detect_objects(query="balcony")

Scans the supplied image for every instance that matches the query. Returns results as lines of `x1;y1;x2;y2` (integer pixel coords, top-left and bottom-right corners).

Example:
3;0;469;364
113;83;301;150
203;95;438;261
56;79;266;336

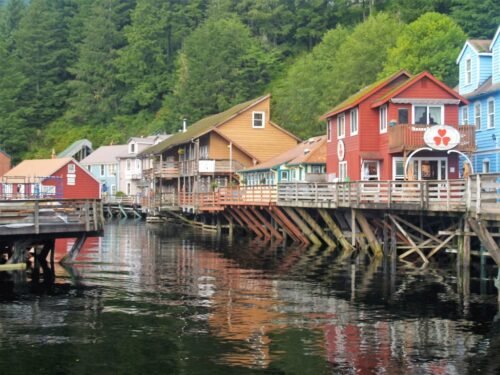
143;162;180;180
388;124;475;153
179;159;246;176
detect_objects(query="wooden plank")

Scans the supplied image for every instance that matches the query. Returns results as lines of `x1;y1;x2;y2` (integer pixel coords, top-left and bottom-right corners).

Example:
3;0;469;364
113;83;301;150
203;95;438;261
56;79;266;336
318;209;352;252
467;218;500;266
272;207;311;245
296;208;336;248
389;214;428;264
355;210;382;257
0;263;26;271
284;207;322;246
266;207;302;243
250;207;283;241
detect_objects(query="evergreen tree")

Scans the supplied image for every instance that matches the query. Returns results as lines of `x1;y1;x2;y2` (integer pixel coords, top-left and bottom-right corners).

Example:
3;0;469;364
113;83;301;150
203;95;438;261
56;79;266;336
451;0;500;39
0;0;26;50
381;12;466;86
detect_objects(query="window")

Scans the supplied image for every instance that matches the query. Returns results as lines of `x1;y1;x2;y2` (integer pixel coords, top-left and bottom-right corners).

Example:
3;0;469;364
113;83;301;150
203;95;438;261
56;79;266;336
311;165;323;173
327;119;332;142
362;161;380;181
350;108;358;135
465;57;472;85
129;143;136;154
126;159;131;171
337;114;345;139
135;159;141;171
109;164;116;176
414;105;442;125
100;164;105;177
68;164;76;173
339;161;347;181
200;145;209;159
462;106;469;125
483;160;490;173
126;183;131;195
474;102;481;129
487;98;495;129
379;105;388;133
398;108;409;124
111;185;116;195
280;170;289;181
252;111;265;128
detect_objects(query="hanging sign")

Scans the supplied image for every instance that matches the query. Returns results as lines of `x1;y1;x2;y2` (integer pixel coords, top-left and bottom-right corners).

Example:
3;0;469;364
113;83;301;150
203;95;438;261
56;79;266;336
423;125;461;151
337;140;345;161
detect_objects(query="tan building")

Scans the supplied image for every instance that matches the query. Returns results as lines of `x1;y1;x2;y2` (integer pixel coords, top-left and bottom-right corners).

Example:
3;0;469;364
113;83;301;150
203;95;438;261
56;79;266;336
140;94;300;211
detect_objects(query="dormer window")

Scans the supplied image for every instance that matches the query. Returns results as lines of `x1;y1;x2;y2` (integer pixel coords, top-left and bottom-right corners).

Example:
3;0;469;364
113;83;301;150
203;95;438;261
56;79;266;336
252;112;265;128
465;57;472;85
129;142;136;154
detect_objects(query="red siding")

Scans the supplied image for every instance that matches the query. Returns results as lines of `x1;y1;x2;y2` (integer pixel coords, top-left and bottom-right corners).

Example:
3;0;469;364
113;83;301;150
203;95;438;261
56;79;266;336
49;162;100;199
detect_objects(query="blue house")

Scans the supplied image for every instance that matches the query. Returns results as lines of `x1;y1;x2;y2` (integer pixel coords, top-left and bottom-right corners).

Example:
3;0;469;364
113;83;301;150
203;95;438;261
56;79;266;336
457;26;500;173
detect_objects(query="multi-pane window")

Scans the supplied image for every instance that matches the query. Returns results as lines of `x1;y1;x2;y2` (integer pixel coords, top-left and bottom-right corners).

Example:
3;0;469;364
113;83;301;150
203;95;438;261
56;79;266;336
487;98;495;129
474;102;481;129
350;108;358;135
465;57;472;85
462;106;469;125
414;105;441;125
398;108;409;124
100;164;105;177
252;112;265;128
280;170;289;181
337;114;345;139
339;161;347;181
379;105;387;133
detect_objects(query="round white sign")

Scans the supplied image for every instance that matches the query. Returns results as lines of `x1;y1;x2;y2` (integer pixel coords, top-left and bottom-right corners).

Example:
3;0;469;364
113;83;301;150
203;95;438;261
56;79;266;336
337;139;345;161
423;125;461;151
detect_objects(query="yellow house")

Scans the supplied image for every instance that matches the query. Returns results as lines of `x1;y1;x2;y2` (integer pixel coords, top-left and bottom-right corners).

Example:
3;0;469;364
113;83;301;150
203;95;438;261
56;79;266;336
140;94;300;208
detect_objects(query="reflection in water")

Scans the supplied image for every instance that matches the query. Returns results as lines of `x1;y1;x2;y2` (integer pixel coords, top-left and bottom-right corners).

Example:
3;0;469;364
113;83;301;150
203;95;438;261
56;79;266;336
0;221;498;374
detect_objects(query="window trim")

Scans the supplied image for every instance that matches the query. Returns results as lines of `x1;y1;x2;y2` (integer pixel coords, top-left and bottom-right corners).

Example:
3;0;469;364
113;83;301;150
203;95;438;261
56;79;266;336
379;105;387;134
129;142;136;154
465;56;472;85
252;111;265;128
280;170;289;181
350;108;358;136
337;114;345;139
100;164;105;177
412;104;444;125
474;102;481;130
487;97;495;129
482;159;490;173
462;106;469;125
327;119;332;142
339;161;347;181
68;164;76;173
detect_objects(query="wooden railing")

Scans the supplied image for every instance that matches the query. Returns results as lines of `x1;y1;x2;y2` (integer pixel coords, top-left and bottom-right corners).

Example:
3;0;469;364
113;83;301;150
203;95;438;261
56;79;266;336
103;195;141;205
0;199;104;235
388;124;476;153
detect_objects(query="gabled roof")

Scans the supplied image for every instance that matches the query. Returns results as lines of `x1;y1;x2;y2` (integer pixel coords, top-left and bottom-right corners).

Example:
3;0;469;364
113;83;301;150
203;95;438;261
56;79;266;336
239;136;326;173
128;135;169;145
140;95;274;156
491;25;500;50
4;158;73;178
80;145;128;165
371;71;469;108
462;77;500;99
57;139;93;158
456;39;492;63
320;70;411;120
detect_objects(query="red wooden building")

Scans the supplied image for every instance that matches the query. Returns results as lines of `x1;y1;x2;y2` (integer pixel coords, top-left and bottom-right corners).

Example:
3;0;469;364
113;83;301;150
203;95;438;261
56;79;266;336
2;158;100;199
321;71;474;182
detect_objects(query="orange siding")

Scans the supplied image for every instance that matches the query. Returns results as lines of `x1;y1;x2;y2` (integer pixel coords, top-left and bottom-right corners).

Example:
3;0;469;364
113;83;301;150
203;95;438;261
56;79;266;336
217;97;299;162
208;132;254;167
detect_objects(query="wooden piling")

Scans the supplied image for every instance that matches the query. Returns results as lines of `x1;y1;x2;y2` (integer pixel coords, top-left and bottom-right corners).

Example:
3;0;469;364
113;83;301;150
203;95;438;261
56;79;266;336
318;209;353;252
283;208;322;246
355;210;383;257
269;207;310;244
250;207;284;241
296;208;336;248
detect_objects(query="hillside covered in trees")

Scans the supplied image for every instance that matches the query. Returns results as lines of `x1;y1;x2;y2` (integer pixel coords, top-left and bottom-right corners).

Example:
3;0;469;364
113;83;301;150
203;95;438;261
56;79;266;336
0;0;498;162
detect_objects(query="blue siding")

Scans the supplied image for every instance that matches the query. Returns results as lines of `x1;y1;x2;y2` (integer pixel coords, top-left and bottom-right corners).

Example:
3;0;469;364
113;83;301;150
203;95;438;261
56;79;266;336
89;164;119;193
458;45;479;95
493;34;500;84
479;55;492;86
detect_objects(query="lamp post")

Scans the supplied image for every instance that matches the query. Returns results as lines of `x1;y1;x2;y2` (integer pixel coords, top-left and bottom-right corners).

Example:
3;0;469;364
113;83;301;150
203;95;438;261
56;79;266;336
228;142;233;185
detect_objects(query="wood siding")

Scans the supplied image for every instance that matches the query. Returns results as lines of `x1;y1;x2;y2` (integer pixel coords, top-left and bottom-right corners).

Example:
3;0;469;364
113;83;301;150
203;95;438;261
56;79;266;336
0;153;11;177
208;132;254;167
217;97;299;162
51;162;100;199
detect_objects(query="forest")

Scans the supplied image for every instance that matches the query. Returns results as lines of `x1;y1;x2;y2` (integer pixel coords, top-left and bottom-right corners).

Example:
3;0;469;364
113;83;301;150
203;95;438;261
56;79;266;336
0;0;498;162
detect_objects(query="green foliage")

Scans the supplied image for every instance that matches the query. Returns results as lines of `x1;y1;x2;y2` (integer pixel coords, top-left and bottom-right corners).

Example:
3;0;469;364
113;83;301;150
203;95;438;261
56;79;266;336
386;0;452;23
451;0;500;39
381;12;466;86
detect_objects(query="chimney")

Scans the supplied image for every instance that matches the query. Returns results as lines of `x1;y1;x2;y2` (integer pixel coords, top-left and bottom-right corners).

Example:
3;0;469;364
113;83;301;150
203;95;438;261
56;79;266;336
182;118;187;133
51;148;56;159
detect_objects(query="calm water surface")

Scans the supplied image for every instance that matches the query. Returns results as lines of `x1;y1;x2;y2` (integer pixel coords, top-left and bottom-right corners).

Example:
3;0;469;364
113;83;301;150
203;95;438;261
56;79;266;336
0;222;499;375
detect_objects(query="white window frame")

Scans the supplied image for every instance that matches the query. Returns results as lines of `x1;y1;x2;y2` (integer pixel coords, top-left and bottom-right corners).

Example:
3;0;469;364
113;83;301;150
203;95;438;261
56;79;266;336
412;104;444;125
280;170;289;181
327;119;332;142
379;105;387;134
337;114;345;139
339;161;347;181
126;159;131;171
483;160;490;173
474;102;481;129
392;157;448;180
68;164;76;173
462;106;469;125
487;98;495;129
465;57;472;85
129;142;136;154
361;160;380;181
252;111;265;128
350;108;358;136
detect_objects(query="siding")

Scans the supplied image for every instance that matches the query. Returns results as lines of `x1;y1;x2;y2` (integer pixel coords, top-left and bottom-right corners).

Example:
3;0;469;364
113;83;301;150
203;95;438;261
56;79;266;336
0;153;11;177
458;45;479;95
493;36;500;84
479;55;493;86
208;132;254;167
217;98;299;162
50;162;100;199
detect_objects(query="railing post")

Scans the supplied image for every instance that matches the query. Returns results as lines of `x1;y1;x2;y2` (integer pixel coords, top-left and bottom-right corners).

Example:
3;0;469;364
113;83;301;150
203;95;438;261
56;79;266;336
466;176;472;211
476;174;481;214
314;183;318;203
84;200;90;231
295;183;298;204
34;200;39;234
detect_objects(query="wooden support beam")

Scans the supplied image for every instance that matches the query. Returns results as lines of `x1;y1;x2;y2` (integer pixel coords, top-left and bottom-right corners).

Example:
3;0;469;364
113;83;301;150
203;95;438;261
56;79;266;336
296;208;336;248
225;209;245;229
250;207;284;241
388;214;428;264
344;210;368;251
232;208;264;238
60;234;88;264
355;210;383;257
318;209;353;252
427;233;456;259
265;207;301;243
391;215;442;244
240;208;272;239
468;218;500;266
0;263;26;271
270;207;310;245
283;208;322;246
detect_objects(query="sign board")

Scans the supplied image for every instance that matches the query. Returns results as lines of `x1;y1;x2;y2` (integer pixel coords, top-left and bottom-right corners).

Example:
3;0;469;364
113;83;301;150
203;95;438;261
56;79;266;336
337;140;345;161
199;160;216;173
423;125;461;151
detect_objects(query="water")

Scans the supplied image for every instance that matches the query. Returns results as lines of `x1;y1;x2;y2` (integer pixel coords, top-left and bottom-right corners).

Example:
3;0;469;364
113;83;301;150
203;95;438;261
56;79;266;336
0;222;499;375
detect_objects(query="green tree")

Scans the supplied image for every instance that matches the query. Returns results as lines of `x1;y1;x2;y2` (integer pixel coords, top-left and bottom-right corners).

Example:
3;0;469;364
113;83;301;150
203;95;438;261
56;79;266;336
381;12;466;86
451;0;500;39
165;16;277;130
0;0;26;50
386;0;452;23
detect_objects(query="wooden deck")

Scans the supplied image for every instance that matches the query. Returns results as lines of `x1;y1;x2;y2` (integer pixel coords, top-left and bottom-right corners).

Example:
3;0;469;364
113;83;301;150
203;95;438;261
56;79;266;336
0;199;104;238
156;174;500;219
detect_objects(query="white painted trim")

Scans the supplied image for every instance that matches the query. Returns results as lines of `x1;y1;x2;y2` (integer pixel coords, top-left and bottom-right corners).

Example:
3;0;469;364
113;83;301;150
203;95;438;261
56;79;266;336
379;105;387;134
456;40;492;64
350;108;358;136
490;25;500;50
327;119;332;142
392;156;448;180
465;55;472;85
252;111;266;128
337;114;345;139
411;104;444;125
474;101;482;129
487;97;495;129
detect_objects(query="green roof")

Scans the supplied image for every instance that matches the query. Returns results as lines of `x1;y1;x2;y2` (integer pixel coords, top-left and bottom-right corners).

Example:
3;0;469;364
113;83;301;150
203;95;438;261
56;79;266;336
141;95;269;156
57;139;92;158
320;70;410;119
